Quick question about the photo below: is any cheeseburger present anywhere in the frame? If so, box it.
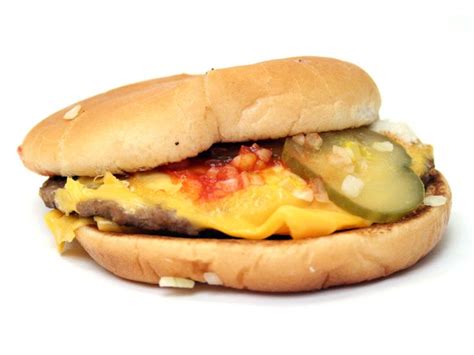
[19,57,451,292]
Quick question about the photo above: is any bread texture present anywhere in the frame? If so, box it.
[20,57,381,176]
[75,171,451,293]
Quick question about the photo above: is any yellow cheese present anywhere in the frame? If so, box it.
[50,166,370,242]
[44,210,93,252]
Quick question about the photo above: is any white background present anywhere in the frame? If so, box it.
[1,1,472,354]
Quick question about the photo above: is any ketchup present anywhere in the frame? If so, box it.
[162,143,280,200]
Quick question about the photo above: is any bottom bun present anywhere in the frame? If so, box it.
[75,171,451,292]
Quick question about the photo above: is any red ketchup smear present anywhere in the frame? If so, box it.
[161,143,280,201]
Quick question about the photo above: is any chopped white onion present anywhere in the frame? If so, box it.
[341,175,365,198]
[292,134,306,145]
[306,132,323,150]
[423,195,447,207]
[310,177,329,202]
[369,120,418,143]
[207,167,219,179]
[203,272,223,285]
[159,277,195,289]
[292,188,314,202]
[240,171,250,188]
[231,155,242,167]
[63,104,81,120]
[256,148,272,162]
[372,141,394,152]
[331,145,353,165]
[217,178,239,192]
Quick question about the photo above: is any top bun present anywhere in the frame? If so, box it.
[20,57,381,176]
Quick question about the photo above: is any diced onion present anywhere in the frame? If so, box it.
[222,165,239,178]
[216,178,239,192]
[232,153,257,171]
[292,188,314,202]
[63,104,81,120]
[159,277,195,289]
[310,177,329,202]
[231,155,241,167]
[372,141,394,152]
[240,171,250,188]
[370,120,418,143]
[256,148,272,162]
[341,175,365,198]
[306,132,323,150]
[203,272,223,285]
[423,195,447,207]
[331,145,353,165]
[292,134,306,145]
[207,167,219,179]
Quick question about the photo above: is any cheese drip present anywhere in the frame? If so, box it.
[44,210,93,252]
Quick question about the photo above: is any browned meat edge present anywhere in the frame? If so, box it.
[39,177,200,235]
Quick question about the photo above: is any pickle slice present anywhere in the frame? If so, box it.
[282,128,424,223]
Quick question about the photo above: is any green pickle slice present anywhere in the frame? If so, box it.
[282,128,424,223]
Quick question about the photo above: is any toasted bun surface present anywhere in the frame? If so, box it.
[20,57,381,176]
[74,171,451,293]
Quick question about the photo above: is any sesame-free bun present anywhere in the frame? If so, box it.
[75,171,451,293]
[20,57,381,176]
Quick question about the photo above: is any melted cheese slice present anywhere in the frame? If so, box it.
[44,210,93,252]
[47,167,370,250]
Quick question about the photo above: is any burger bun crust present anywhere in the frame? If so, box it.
[20,57,381,176]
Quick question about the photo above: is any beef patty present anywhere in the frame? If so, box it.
[39,177,200,235]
